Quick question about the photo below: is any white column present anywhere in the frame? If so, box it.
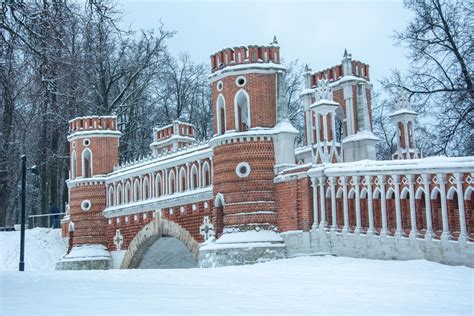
[403,121,409,159]
[322,113,329,141]
[366,176,375,235]
[342,176,350,234]
[395,125,402,159]
[422,174,433,240]
[330,176,337,232]
[306,109,313,145]
[378,175,388,237]
[315,113,321,144]
[455,172,467,242]
[438,173,451,241]
[354,176,362,235]
[410,123,418,158]
[408,174,418,238]
[319,176,327,229]
[311,177,319,230]
[393,175,403,237]
[330,112,336,143]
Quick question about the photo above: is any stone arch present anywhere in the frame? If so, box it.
[336,187,343,198]
[142,176,150,200]
[400,187,410,199]
[116,183,123,205]
[155,173,162,197]
[108,186,114,207]
[190,164,198,189]
[133,179,140,202]
[120,218,200,269]
[125,181,131,204]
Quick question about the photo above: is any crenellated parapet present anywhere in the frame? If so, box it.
[210,37,280,73]
[68,116,118,134]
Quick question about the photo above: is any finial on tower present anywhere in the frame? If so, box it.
[395,92,411,111]
[271,35,279,46]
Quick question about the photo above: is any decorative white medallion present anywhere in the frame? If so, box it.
[199,216,215,241]
[235,76,246,87]
[217,81,223,91]
[236,162,251,178]
[83,138,90,147]
[81,200,92,211]
[113,229,123,251]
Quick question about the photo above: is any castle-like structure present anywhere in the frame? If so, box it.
[57,39,474,269]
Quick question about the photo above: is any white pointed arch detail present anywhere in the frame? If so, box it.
[81,148,93,178]
[142,176,150,200]
[374,188,382,199]
[116,183,123,205]
[133,179,140,202]
[202,161,211,187]
[234,89,251,131]
[387,188,395,199]
[125,181,131,204]
[336,187,343,198]
[415,187,425,199]
[348,188,356,199]
[190,164,198,189]
[325,187,331,198]
[179,167,187,192]
[446,186,457,200]
[108,185,114,207]
[360,188,368,199]
[431,187,441,200]
[155,173,162,197]
[400,187,410,199]
[168,169,176,194]
[464,186,473,200]
[217,94,226,135]
[214,192,225,207]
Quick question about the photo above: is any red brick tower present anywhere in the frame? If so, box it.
[199,38,298,267]
[57,116,121,270]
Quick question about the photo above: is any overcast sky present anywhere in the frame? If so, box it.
[119,0,412,91]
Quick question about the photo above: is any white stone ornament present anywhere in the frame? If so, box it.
[114,229,123,251]
[199,216,215,241]
[396,93,410,111]
[315,79,332,101]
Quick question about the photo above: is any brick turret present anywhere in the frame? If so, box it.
[200,38,296,267]
[58,116,121,269]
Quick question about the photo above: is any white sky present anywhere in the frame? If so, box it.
[118,0,412,91]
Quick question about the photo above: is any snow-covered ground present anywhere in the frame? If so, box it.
[1,229,472,315]
[0,228,66,271]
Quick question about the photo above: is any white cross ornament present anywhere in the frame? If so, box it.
[114,229,123,251]
[199,216,215,241]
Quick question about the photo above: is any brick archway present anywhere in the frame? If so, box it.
[120,218,200,269]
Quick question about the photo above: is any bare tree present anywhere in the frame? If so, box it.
[382,0,473,155]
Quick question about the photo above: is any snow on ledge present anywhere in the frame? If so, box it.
[59,244,111,262]
[342,130,379,144]
[215,230,283,244]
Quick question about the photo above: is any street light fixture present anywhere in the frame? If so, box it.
[19,155,38,272]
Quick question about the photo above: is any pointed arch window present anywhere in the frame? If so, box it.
[234,90,250,132]
[169,170,176,195]
[191,165,198,189]
[217,94,226,135]
[155,174,162,197]
[143,177,149,200]
[133,179,140,202]
[179,168,187,192]
[82,149,92,178]
[71,151,76,179]
[202,162,211,187]
[125,181,131,204]
[116,184,122,205]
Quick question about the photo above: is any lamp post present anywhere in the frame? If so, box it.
[19,155,38,272]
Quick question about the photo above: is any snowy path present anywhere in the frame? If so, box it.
[1,256,472,315]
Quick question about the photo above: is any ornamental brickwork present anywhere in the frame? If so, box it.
[59,40,474,270]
